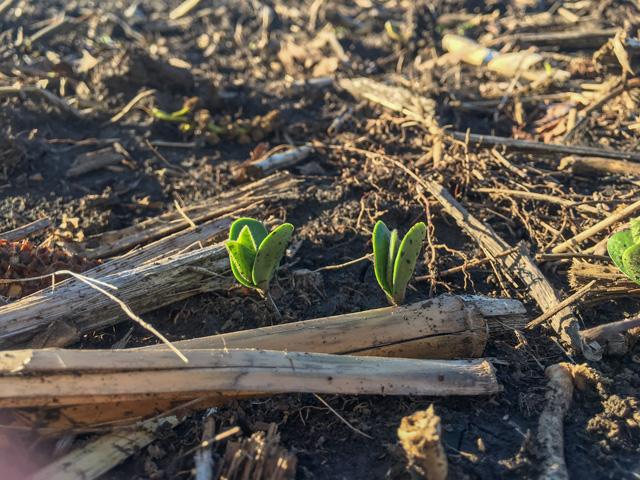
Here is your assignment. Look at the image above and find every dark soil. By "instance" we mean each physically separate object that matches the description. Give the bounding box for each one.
[1,0,639,479]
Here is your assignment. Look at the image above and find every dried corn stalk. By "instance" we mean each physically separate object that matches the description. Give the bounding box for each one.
[216,424,296,480]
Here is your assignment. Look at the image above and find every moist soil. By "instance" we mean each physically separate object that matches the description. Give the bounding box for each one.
[1,1,639,479]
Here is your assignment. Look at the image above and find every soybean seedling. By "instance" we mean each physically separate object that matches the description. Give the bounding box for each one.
[372,220,427,305]
[607,217,640,285]
[225,217,294,319]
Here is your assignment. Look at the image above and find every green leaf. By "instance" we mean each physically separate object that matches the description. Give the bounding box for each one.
[386,229,399,291]
[252,223,294,292]
[237,225,257,253]
[607,229,635,277]
[150,107,189,123]
[229,218,269,248]
[622,242,640,284]
[631,218,640,243]
[229,257,255,289]
[372,220,392,296]
[392,222,427,305]
[226,240,256,288]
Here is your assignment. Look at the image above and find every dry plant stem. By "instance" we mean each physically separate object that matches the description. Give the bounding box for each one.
[0,217,50,241]
[474,188,601,215]
[66,147,123,178]
[415,246,519,281]
[0,349,503,408]
[559,156,640,177]
[145,294,527,359]
[526,281,596,329]
[169,0,202,19]
[62,271,188,363]
[314,394,373,439]
[71,172,298,259]
[536,253,608,262]
[353,146,588,354]
[194,416,215,480]
[0,0,14,15]
[109,88,155,123]
[313,253,372,272]
[9,296,523,434]
[241,145,313,177]
[0,85,82,118]
[338,77,438,130]
[0,243,231,349]
[552,199,640,253]
[447,131,640,162]
[568,260,640,303]
[537,363,574,480]
[30,415,181,480]
[21,296,520,476]
[398,405,448,480]
[490,28,618,49]
[0,176,296,348]
[217,423,296,480]
[581,315,640,356]
[563,78,640,142]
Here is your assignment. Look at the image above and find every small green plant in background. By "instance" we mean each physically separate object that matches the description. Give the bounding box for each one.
[607,218,640,285]
[372,220,427,305]
[226,217,294,318]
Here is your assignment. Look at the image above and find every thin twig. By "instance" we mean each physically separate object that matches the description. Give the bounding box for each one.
[313,394,374,440]
[174,199,198,229]
[313,254,372,272]
[551,199,640,253]
[415,246,518,281]
[109,89,155,123]
[527,280,596,329]
[447,131,640,162]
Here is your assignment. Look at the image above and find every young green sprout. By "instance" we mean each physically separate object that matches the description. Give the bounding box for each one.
[372,220,427,305]
[225,217,294,319]
[607,217,640,285]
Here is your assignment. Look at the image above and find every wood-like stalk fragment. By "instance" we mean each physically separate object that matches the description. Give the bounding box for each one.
[0,217,51,241]
[66,147,123,178]
[0,242,231,349]
[0,348,503,409]
[69,172,299,259]
[398,405,448,480]
[559,156,640,177]
[417,178,590,356]
[236,145,313,179]
[145,294,527,359]
[568,260,640,304]
[30,415,181,480]
[537,363,574,480]
[5,295,522,431]
[447,131,640,162]
[216,424,296,480]
[338,77,438,130]
[581,315,640,356]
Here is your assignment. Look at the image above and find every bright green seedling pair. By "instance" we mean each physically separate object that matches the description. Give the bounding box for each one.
[372,220,427,305]
[607,218,640,285]
[226,218,294,318]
